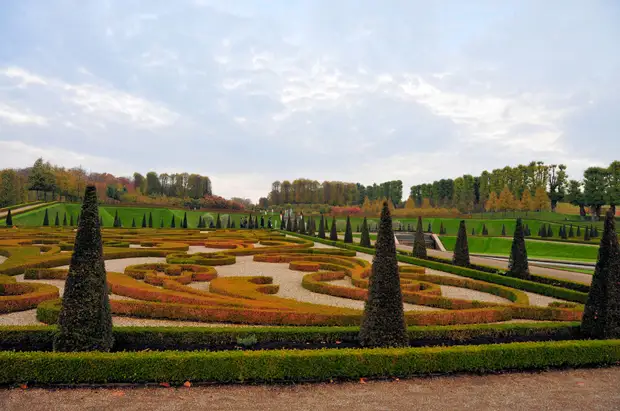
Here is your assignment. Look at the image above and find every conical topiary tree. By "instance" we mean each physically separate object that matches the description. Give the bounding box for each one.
[440,221,445,235]
[547,224,553,237]
[255,216,259,229]
[359,201,407,348]
[280,215,285,230]
[63,213,67,226]
[216,213,221,229]
[482,223,488,236]
[5,209,13,227]
[344,215,353,243]
[307,217,315,237]
[113,210,120,228]
[360,217,371,247]
[569,225,574,238]
[329,216,338,241]
[131,217,136,228]
[141,214,147,228]
[453,220,470,267]
[292,216,298,232]
[69,214,74,226]
[581,210,620,339]
[471,228,475,236]
[585,226,591,241]
[427,222,432,233]
[286,216,292,231]
[43,209,49,226]
[318,214,326,239]
[501,224,506,236]
[577,226,581,237]
[54,212,60,226]
[299,217,306,234]
[54,185,114,352]
[507,218,529,279]
[170,215,176,228]
[182,212,188,229]
[227,216,232,229]
[413,216,427,259]
[77,213,81,226]
[231,220,236,229]
[160,217,164,228]
[148,212,153,228]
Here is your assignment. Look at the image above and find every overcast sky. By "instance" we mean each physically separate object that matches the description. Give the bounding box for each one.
[1,0,618,201]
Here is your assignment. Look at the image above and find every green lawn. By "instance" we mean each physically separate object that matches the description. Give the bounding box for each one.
[10,203,282,229]
[440,236,599,262]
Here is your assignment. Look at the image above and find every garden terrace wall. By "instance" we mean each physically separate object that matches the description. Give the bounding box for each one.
[1,340,620,384]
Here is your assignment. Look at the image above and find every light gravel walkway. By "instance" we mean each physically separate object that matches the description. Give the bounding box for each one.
[0,255,6,265]
[3,368,619,411]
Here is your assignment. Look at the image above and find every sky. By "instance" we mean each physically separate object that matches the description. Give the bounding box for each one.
[0,0,619,202]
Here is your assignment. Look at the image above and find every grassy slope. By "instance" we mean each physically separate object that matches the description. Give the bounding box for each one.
[11,204,282,229]
[440,236,599,262]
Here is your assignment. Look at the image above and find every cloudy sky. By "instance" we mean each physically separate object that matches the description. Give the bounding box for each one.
[1,0,618,201]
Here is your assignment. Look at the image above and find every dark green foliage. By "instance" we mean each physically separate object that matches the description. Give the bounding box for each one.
[160,218,164,228]
[584,227,591,241]
[538,225,544,237]
[318,214,326,239]
[54,212,60,226]
[482,223,488,236]
[413,216,427,259]
[344,215,353,243]
[182,212,188,229]
[209,221,215,229]
[329,216,338,241]
[170,215,176,228]
[471,228,475,236]
[69,214,74,226]
[359,202,407,348]
[427,223,432,233]
[141,214,147,228]
[62,213,67,226]
[299,217,306,235]
[5,209,12,227]
[148,212,153,228]
[280,216,285,230]
[357,225,360,232]
[507,218,530,279]
[576,226,581,237]
[286,216,292,232]
[582,210,620,339]
[501,224,506,236]
[255,216,259,229]
[131,218,136,228]
[292,216,298,232]
[54,186,113,352]
[569,225,574,237]
[249,215,254,229]
[231,221,236,229]
[100,216,103,227]
[453,220,470,267]
[226,216,231,229]
[77,213,80,226]
[196,216,203,229]
[42,209,49,226]
[360,217,371,248]
[440,222,445,235]
[113,210,120,228]
[561,225,568,239]
[524,224,530,236]
[547,225,553,237]
[216,214,221,229]
[307,217,315,237]
[593,227,599,238]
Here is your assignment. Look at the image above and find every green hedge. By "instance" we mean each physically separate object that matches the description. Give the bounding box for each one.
[0,322,581,352]
[1,340,619,384]
[290,233,590,303]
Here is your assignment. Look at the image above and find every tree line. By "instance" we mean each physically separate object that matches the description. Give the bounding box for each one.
[263,179,403,207]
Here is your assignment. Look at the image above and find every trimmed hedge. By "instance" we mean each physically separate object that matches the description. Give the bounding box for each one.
[0,322,581,352]
[290,233,589,303]
[1,340,619,384]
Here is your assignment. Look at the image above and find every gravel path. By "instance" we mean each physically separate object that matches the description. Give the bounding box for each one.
[0,203,46,219]
[0,255,6,265]
[3,367,619,411]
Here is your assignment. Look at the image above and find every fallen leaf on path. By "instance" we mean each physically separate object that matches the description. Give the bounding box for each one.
[159,382,171,388]
[111,390,125,397]
[183,381,192,388]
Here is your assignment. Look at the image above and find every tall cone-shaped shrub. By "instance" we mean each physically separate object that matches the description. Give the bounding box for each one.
[100,216,103,227]
[69,214,74,226]
[501,224,506,236]
[360,217,371,247]
[453,220,470,267]
[148,212,153,228]
[215,213,221,229]
[227,216,231,229]
[581,210,620,339]
[255,216,259,229]
[318,214,326,239]
[182,212,188,229]
[63,213,67,226]
[54,212,60,226]
[413,216,427,258]
[141,214,147,228]
[5,209,12,227]
[43,209,49,226]
[131,217,136,228]
[54,186,113,352]
[507,218,529,279]
[286,216,292,231]
[329,216,338,241]
[299,217,306,234]
[307,217,315,236]
[344,215,353,243]
[113,210,119,228]
[280,216,285,230]
[170,215,176,228]
[292,216,298,232]
[160,218,164,228]
[359,202,407,347]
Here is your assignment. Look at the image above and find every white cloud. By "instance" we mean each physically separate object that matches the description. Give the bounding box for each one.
[0,103,48,126]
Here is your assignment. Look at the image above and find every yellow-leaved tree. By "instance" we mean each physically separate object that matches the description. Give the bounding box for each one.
[531,186,551,211]
[485,191,498,212]
[520,189,533,212]
[497,185,516,212]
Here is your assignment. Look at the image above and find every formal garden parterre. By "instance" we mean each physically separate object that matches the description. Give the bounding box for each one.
[0,190,619,385]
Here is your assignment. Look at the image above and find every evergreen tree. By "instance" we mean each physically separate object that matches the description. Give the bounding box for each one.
[547,224,553,237]
[249,215,254,229]
[148,212,153,228]
[501,224,506,236]
[231,220,236,229]
[330,216,338,241]
[360,217,371,247]
[280,216,285,230]
[307,217,315,237]
[427,222,432,233]
[569,225,574,237]
[507,218,530,279]
[170,215,176,228]
[255,216,259,229]
[577,226,581,237]
[561,225,568,239]
[357,225,360,233]
[131,217,136,228]
[54,212,60,226]
[318,214,326,239]
[54,186,113,352]
[581,210,620,339]
[100,216,103,227]
[471,228,475,236]
[344,215,353,243]
[359,202,407,348]
[260,216,265,229]
[182,212,188,229]
[412,216,427,258]
[286,216,292,231]
[5,209,12,227]
[227,216,232,229]
[209,221,215,228]
[585,226,591,241]
[160,218,164,228]
[453,220,470,267]
[63,212,67,226]
[77,213,81,226]
[292,216,298,232]
[538,225,544,237]
[113,210,119,228]
[524,224,530,236]
[482,223,488,235]
[43,209,49,226]
[299,217,306,234]
[440,222,445,235]
[215,213,221,229]
[69,214,74,226]
[141,214,147,228]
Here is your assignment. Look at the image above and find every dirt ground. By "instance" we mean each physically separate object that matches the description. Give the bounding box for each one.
[2,367,619,411]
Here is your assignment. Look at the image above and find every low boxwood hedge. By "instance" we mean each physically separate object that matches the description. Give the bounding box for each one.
[0,322,582,352]
[1,340,619,384]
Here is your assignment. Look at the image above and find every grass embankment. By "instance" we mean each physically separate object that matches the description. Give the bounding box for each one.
[440,236,599,262]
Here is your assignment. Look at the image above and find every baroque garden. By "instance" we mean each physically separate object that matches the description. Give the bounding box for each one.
[1,183,619,385]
